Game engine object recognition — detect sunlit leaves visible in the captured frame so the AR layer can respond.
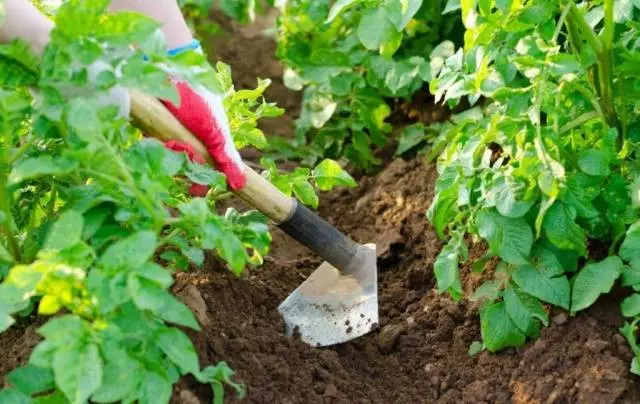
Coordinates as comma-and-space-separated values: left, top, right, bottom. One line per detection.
313, 159, 357, 190
53, 343, 103, 404
512, 265, 570, 309
571, 256, 623, 312
480, 301, 526, 352
477, 209, 533, 266
434, 231, 465, 300
9, 156, 78, 185
327, 0, 362, 23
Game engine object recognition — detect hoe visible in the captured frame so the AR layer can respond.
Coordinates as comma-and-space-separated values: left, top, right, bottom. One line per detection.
128, 91, 378, 347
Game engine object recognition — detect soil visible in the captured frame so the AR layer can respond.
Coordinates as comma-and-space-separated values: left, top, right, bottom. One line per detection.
2, 9, 640, 404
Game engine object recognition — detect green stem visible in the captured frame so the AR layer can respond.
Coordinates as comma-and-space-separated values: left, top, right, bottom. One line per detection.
566, 3, 602, 54
47, 186, 57, 217
9, 139, 34, 165
96, 136, 165, 231
566, 1, 621, 146
559, 111, 600, 134
0, 173, 22, 263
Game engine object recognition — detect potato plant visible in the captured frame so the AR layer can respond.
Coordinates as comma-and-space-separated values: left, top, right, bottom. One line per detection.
271, 0, 463, 170
426, 0, 640, 369
0, 0, 354, 403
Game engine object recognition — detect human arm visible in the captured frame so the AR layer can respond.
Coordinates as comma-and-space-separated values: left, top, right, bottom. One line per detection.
108, 0, 194, 50
0, 0, 53, 55
109, 0, 247, 190
0, 0, 245, 193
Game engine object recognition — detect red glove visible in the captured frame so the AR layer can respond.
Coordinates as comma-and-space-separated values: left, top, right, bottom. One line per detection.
160, 78, 247, 196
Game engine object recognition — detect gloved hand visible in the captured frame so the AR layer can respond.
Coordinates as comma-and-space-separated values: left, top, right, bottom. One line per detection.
158, 40, 246, 197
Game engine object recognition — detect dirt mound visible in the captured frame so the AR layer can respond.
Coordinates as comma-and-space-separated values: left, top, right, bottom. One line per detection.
163, 157, 638, 404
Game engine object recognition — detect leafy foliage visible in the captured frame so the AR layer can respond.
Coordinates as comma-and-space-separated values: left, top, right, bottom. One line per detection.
0, 0, 355, 402
271, 0, 463, 170
425, 0, 640, 371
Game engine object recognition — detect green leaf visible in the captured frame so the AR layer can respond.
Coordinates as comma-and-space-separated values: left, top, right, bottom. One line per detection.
443, 0, 461, 13
44, 210, 84, 251
292, 180, 319, 209
532, 240, 578, 275
66, 97, 104, 139
512, 264, 570, 309
543, 202, 586, 256
0, 389, 30, 404
184, 162, 227, 188
427, 185, 458, 239
181, 246, 205, 266
622, 262, 640, 288
614, 0, 634, 23
128, 275, 200, 330
468, 341, 483, 356
91, 350, 140, 403
492, 175, 534, 218
621, 221, 640, 264
0, 309, 15, 333
327, 0, 361, 23
0, 242, 14, 263
37, 315, 88, 346
480, 301, 526, 352
94, 11, 160, 45
503, 285, 548, 335
434, 232, 464, 300
631, 357, 640, 376
134, 263, 173, 288
357, 8, 401, 53
53, 343, 103, 404
55, 0, 110, 37
385, 0, 423, 30
313, 159, 357, 191
571, 256, 623, 312
621, 294, 640, 318
7, 365, 55, 396
99, 231, 157, 271
620, 321, 640, 357
578, 149, 610, 177
0, 40, 40, 87
157, 328, 200, 375
396, 124, 427, 155
476, 209, 533, 265
138, 371, 172, 404
214, 228, 248, 275
199, 362, 245, 402
10, 156, 78, 185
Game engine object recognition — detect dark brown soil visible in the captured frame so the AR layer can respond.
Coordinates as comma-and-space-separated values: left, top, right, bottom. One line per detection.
2, 9, 640, 404
168, 157, 639, 404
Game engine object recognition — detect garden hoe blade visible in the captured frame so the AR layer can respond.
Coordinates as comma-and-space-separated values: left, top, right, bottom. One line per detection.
278, 243, 378, 347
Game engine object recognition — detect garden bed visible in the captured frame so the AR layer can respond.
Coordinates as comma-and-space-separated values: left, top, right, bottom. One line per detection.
1, 8, 639, 404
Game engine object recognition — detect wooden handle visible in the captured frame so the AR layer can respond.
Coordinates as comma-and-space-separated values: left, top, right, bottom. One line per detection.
129, 90, 295, 223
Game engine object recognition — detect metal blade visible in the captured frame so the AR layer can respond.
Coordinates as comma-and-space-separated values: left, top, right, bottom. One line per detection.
278, 244, 378, 347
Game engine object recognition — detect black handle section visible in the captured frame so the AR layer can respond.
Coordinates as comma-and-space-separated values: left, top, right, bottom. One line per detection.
277, 201, 360, 271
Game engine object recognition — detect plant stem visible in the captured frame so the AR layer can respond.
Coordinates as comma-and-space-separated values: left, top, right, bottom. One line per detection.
0, 172, 22, 263
559, 110, 600, 134
566, 3, 602, 54
9, 139, 34, 165
566, 1, 621, 146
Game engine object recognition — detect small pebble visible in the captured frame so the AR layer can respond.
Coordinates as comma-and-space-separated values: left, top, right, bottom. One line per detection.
552, 313, 568, 325
378, 324, 405, 354
584, 339, 610, 353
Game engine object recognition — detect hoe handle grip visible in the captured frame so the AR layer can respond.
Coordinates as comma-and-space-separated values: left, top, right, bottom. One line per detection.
129, 90, 361, 270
